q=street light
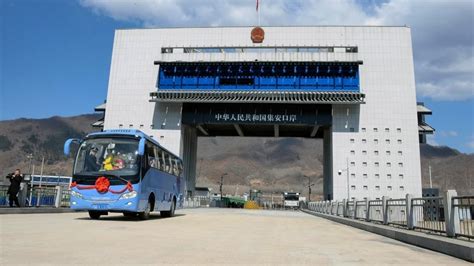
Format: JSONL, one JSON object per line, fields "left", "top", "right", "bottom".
{"left": 219, "top": 173, "right": 227, "bottom": 201}
{"left": 338, "top": 158, "right": 350, "bottom": 200}
{"left": 304, "top": 175, "right": 315, "bottom": 202}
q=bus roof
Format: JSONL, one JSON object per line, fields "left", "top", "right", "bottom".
{"left": 85, "top": 129, "right": 181, "bottom": 160}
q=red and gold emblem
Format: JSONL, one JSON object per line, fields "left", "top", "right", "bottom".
{"left": 251, "top": 27, "right": 264, "bottom": 43}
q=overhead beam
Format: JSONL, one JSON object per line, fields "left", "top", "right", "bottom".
{"left": 310, "top": 125, "right": 320, "bottom": 138}
{"left": 274, "top": 124, "right": 279, "bottom": 137}
{"left": 196, "top": 125, "right": 209, "bottom": 136}
{"left": 233, "top": 124, "right": 244, "bottom": 137}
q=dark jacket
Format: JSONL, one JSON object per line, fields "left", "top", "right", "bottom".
{"left": 6, "top": 173, "right": 23, "bottom": 195}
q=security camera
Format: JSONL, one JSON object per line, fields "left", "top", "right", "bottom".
{"left": 338, "top": 170, "right": 342, "bottom": 175}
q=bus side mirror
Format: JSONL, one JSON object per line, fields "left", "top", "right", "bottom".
{"left": 64, "top": 138, "right": 80, "bottom": 156}
{"left": 138, "top": 138, "right": 146, "bottom": 156}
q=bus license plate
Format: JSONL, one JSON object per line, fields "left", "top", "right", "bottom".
{"left": 92, "top": 204, "right": 109, "bottom": 210}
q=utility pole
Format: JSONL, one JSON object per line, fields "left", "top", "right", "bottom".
{"left": 219, "top": 173, "right": 227, "bottom": 201}
{"left": 304, "top": 175, "right": 315, "bottom": 202}
{"left": 429, "top": 163, "right": 433, "bottom": 189}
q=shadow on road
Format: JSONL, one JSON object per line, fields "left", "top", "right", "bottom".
{"left": 75, "top": 213, "right": 185, "bottom": 222}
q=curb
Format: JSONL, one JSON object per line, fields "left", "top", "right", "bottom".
{"left": 0, "top": 208, "right": 77, "bottom": 215}
{"left": 301, "top": 209, "right": 474, "bottom": 262}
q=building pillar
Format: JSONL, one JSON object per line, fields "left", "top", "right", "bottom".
{"left": 365, "top": 198, "right": 370, "bottom": 222}
{"left": 406, "top": 194, "right": 414, "bottom": 229}
{"left": 182, "top": 125, "right": 197, "bottom": 196}
{"left": 323, "top": 127, "right": 333, "bottom": 201}
{"left": 382, "top": 196, "right": 388, "bottom": 225}
{"left": 444, "top": 190, "right": 460, "bottom": 237}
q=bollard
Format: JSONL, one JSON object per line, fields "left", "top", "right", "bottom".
{"left": 382, "top": 196, "right": 388, "bottom": 225}
{"left": 444, "top": 190, "right": 460, "bottom": 237}
{"left": 406, "top": 194, "right": 414, "bottom": 229}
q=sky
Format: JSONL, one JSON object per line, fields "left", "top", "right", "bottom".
{"left": 0, "top": 0, "right": 473, "bottom": 153}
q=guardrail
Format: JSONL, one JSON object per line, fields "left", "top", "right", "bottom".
{"left": 306, "top": 190, "right": 473, "bottom": 241}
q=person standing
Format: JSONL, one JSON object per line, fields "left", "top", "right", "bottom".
{"left": 6, "top": 169, "right": 23, "bottom": 207}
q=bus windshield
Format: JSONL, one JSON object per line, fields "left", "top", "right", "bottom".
{"left": 74, "top": 138, "right": 139, "bottom": 177}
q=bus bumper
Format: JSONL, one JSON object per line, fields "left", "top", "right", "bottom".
{"left": 70, "top": 195, "right": 139, "bottom": 212}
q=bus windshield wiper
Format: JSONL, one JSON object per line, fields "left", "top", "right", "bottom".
{"left": 102, "top": 174, "right": 129, "bottom": 184}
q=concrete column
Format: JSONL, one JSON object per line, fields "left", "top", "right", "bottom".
{"left": 18, "top": 183, "right": 28, "bottom": 207}
{"left": 323, "top": 127, "right": 333, "bottom": 200}
{"left": 351, "top": 198, "right": 357, "bottom": 219}
{"left": 182, "top": 125, "right": 197, "bottom": 196}
{"left": 54, "top": 186, "right": 63, "bottom": 208}
{"left": 382, "top": 196, "right": 388, "bottom": 225}
{"left": 406, "top": 194, "right": 414, "bottom": 229}
{"left": 444, "top": 190, "right": 460, "bottom": 237}
{"left": 365, "top": 198, "right": 370, "bottom": 222}
{"left": 342, "top": 199, "right": 347, "bottom": 217}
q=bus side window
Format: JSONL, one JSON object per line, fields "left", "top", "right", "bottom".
{"left": 163, "top": 152, "right": 171, "bottom": 173}
{"left": 172, "top": 158, "right": 180, "bottom": 176}
{"left": 178, "top": 161, "right": 183, "bottom": 177}
{"left": 168, "top": 155, "right": 174, "bottom": 175}
{"left": 153, "top": 146, "right": 161, "bottom": 170}
{"left": 160, "top": 150, "right": 167, "bottom": 172}
{"left": 146, "top": 143, "right": 156, "bottom": 168}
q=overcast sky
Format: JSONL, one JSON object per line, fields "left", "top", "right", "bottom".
{"left": 1, "top": 0, "right": 473, "bottom": 152}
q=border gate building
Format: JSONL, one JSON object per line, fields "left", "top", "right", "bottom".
{"left": 98, "top": 26, "right": 432, "bottom": 200}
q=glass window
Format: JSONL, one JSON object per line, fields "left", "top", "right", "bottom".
{"left": 350, "top": 138, "right": 355, "bottom": 143}
{"left": 375, "top": 174, "right": 380, "bottom": 179}
{"left": 363, "top": 174, "right": 367, "bottom": 178}
{"left": 351, "top": 173, "right": 356, "bottom": 178}
{"left": 361, "top": 128, "right": 366, "bottom": 132}
{"left": 398, "top": 162, "right": 403, "bottom": 167}
{"left": 362, "top": 139, "right": 367, "bottom": 144}
{"left": 374, "top": 139, "right": 378, "bottom": 144}
{"left": 375, "top": 186, "right": 380, "bottom": 190}
{"left": 374, "top": 151, "right": 379, "bottom": 155}
{"left": 387, "top": 174, "right": 392, "bottom": 179}
{"left": 146, "top": 143, "right": 157, "bottom": 169}
{"left": 400, "top": 186, "right": 405, "bottom": 191}
{"left": 350, "top": 162, "right": 356, "bottom": 166}
{"left": 398, "top": 139, "right": 402, "bottom": 144}
{"left": 363, "top": 162, "right": 367, "bottom": 167}
{"left": 397, "top": 128, "right": 401, "bottom": 133}
{"left": 385, "top": 139, "right": 390, "bottom": 144}
{"left": 375, "top": 162, "right": 379, "bottom": 167}
{"left": 351, "top": 185, "right": 356, "bottom": 190}
{"left": 386, "top": 151, "right": 391, "bottom": 156}
{"left": 388, "top": 186, "right": 392, "bottom": 191}
{"left": 362, "top": 150, "right": 367, "bottom": 155}
{"left": 373, "top": 128, "right": 378, "bottom": 132}
{"left": 398, "top": 151, "right": 403, "bottom": 156}
{"left": 385, "top": 128, "right": 390, "bottom": 132}
{"left": 363, "top": 186, "right": 368, "bottom": 190}
{"left": 74, "top": 138, "right": 139, "bottom": 177}
{"left": 399, "top": 174, "right": 404, "bottom": 179}
{"left": 350, "top": 150, "right": 355, "bottom": 155}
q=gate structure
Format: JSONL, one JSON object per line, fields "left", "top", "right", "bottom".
{"left": 100, "top": 26, "right": 428, "bottom": 200}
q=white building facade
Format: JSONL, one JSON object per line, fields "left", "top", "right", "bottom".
{"left": 102, "top": 26, "right": 424, "bottom": 200}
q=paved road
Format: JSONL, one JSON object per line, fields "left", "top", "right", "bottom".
{"left": 0, "top": 208, "right": 469, "bottom": 265}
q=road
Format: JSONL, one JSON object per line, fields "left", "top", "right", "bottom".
{"left": 0, "top": 208, "right": 469, "bottom": 265}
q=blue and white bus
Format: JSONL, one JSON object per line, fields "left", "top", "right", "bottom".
{"left": 64, "top": 129, "right": 185, "bottom": 220}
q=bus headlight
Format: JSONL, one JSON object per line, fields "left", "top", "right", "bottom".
{"left": 119, "top": 191, "right": 137, "bottom": 200}
{"left": 71, "top": 190, "right": 83, "bottom": 199}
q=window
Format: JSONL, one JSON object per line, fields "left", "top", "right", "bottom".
{"left": 375, "top": 186, "right": 380, "bottom": 191}
{"left": 351, "top": 185, "right": 356, "bottom": 190}
{"left": 374, "top": 139, "right": 378, "bottom": 144}
{"left": 388, "top": 186, "right": 392, "bottom": 191}
{"left": 400, "top": 186, "right": 405, "bottom": 191}
{"left": 387, "top": 162, "right": 391, "bottom": 167}
{"left": 350, "top": 162, "right": 355, "bottom": 166}
{"left": 351, "top": 173, "right": 356, "bottom": 178}
{"left": 375, "top": 162, "right": 379, "bottom": 167}
{"left": 363, "top": 162, "right": 367, "bottom": 167}
{"left": 362, "top": 128, "right": 366, "bottom": 132}
{"left": 162, "top": 150, "right": 171, "bottom": 173}
{"left": 363, "top": 174, "right": 367, "bottom": 178}
{"left": 362, "top": 150, "right": 367, "bottom": 155}
{"left": 119, "top": 124, "right": 123, "bottom": 128}
{"left": 350, "top": 127, "right": 355, "bottom": 132}
{"left": 362, "top": 139, "right": 367, "bottom": 144}
{"left": 385, "top": 128, "right": 390, "bottom": 133}
{"left": 129, "top": 124, "right": 133, "bottom": 128}
{"left": 375, "top": 174, "right": 380, "bottom": 179}
{"left": 363, "top": 185, "right": 368, "bottom": 190}
{"left": 387, "top": 174, "right": 392, "bottom": 179}
{"left": 374, "top": 151, "right": 379, "bottom": 155}
{"left": 350, "top": 138, "right": 355, "bottom": 143}
{"left": 398, "top": 162, "right": 403, "bottom": 167}
{"left": 397, "top": 128, "right": 401, "bottom": 133}
{"left": 146, "top": 143, "right": 157, "bottom": 169}
{"left": 373, "top": 128, "right": 378, "bottom": 132}
{"left": 385, "top": 139, "right": 390, "bottom": 144}
{"left": 399, "top": 174, "right": 404, "bottom": 179}
{"left": 398, "top": 151, "right": 403, "bottom": 156}
{"left": 139, "top": 124, "right": 144, "bottom": 129}
{"left": 398, "top": 139, "right": 402, "bottom": 144}
{"left": 350, "top": 150, "right": 355, "bottom": 155}
{"left": 386, "top": 151, "right": 391, "bottom": 156}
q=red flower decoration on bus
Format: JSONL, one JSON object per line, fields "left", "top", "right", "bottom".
{"left": 95, "top": 176, "right": 110, "bottom": 193}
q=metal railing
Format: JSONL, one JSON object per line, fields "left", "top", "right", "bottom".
{"left": 386, "top": 199, "right": 407, "bottom": 227}
{"left": 411, "top": 197, "right": 445, "bottom": 233}
{"left": 355, "top": 200, "right": 367, "bottom": 220}
{"left": 31, "top": 187, "right": 59, "bottom": 207}
{"left": 0, "top": 185, "right": 9, "bottom": 206}
{"left": 452, "top": 196, "right": 473, "bottom": 239}
{"left": 368, "top": 199, "right": 383, "bottom": 223}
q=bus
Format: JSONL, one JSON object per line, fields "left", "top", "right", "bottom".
{"left": 283, "top": 192, "right": 300, "bottom": 210}
{"left": 64, "top": 129, "right": 185, "bottom": 220}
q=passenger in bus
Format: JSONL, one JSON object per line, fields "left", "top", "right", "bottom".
{"left": 84, "top": 147, "right": 100, "bottom": 172}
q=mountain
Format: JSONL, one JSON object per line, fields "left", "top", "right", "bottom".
{"left": 0, "top": 114, "right": 472, "bottom": 196}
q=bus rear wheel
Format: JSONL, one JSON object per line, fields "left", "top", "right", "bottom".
{"left": 161, "top": 199, "right": 176, "bottom": 218}
{"left": 88, "top": 211, "right": 102, "bottom": 220}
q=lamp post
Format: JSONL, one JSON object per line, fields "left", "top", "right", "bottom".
{"left": 304, "top": 175, "right": 315, "bottom": 202}
{"left": 219, "top": 173, "right": 227, "bottom": 201}
{"left": 338, "top": 158, "right": 350, "bottom": 200}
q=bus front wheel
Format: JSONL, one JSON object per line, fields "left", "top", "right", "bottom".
{"left": 88, "top": 211, "right": 102, "bottom": 220}
{"left": 138, "top": 200, "right": 152, "bottom": 220}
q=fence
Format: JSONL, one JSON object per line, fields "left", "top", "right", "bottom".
{"left": 305, "top": 190, "right": 473, "bottom": 241}
{"left": 411, "top": 197, "right": 445, "bottom": 233}
{"left": 0, "top": 185, "right": 9, "bottom": 206}
{"left": 386, "top": 198, "right": 407, "bottom": 227}
{"left": 452, "top": 196, "right": 473, "bottom": 239}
